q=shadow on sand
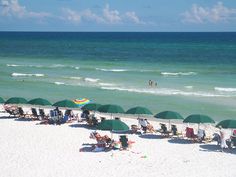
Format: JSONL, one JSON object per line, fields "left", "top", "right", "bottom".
{"left": 69, "top": 123, "right": 96, "bottom": 130}
{"left": 199, "top": 144, "right": 236, "bottom": 154}
{"left": 14, "top": 117, "right": 33, "bottom": 121}
{"left": 0, "top": 116, "right": 16, "bottom": 119}
{"left": 168, "top": 138, "right": 192, "bottom": 144}
{"left": 139, "top": 134, "right": 162, "bottom": 139}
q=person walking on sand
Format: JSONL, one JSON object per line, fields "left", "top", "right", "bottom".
{"left": 219, "top": 126, "right": 228, "bottom": 151}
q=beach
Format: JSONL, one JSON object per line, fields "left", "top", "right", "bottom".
{"left": 0, "top": 111, "right": 235, "bottom": 177}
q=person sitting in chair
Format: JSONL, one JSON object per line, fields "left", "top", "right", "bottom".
{"left": 171, "top": 125, "right": 178, "bottom": 136}
{"left": 138, "top": 118, "right": 148, "bottom": 133}
{"left": 145, "top": 119, "right": 155, "bottom": 133}
{"left": 197, "top": 129, "right": 206, "bottom": 142}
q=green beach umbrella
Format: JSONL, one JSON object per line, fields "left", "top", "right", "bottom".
{"left": 97, "top": 119, "right": 129, "bottom": 131}
{"left": 0, "top": 97, "right": 4, "bottom": 103}
{"left": 98, "top": 104, "right": 125, "bottom": 114}
{"left": 155, "top": 111, "right": 184, "bottom": 129}
{"left": 154, "top": 111, "right": 183, "bottom": 120}
{"left": 28, "top": 98, "right": 52, "bottom": 106}
{"left": 183, "top": 114, "right": 215, "bottom": 124}
{"left": 53, "top": 99, "right": 78, "bottom": 108}
{"left": 216, "top": 119, "right": 236, "bottom": 129}
{"left": 5, "top": 97, "right": 28, "bottom": 104}
{"left": 126, "top": 106, "right": 153, "bottom": 116}
{"left": 82, "top": 103, "right": 102, "bottom": 111}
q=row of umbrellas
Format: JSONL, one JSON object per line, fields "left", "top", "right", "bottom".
{"left": 1, "top": 97, "right": 236, "bottom": 129}
{"left": 1, "top": 97, "right": 78, "bottom": 108}
{"left": 83, "top": 103, "right": 236, "bottom": 129}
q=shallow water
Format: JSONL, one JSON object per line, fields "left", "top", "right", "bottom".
{"left": 0, "top": 32, "right": 236, "bottom": 121}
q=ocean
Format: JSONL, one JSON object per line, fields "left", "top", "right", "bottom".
{"left": 0, "top": 32, "right": 236, "bottom": 121}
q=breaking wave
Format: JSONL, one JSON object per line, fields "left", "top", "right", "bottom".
{"left": 100, "top": 87, "right": 226, "bottom": 97}
{"left": 214, "top": 87, "right": 236, "bottom": 92}
{"left": 98, "top": 82, "right": 116, "bottom": 86}
{"left": 11, "top": 73, "right": 45, "bottom": 77}
{"left": 161, "top": 72, "right": 197, "bottom": 76}
{"left": 84, "top": 77, "right": 100, "bottom": 83}
{"left": 96, "top": 68, "right": 127, "bottom": 72}
{"left": 54, "top": 82, "right": 65, "bottom": 85}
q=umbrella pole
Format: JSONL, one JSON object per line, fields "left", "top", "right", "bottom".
{"left": 169, "top": 120, "right": 171, "bottom": 131}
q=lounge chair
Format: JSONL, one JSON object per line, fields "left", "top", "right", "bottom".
{"left": 31, "top": 108, "right": 39, "bottom": 120}
{"left": 160, "top": 123, "right": 171, "bottom": 137}
{"left": 119, "top": 135, "right": 129, "bottom": 150}
{"left": 197, "top": 129, "right": 206, "bottom": 142}
{"left": 185, "top": 127, "right": 198, "bottom": 142}
{"left": 171, "top": 125, "right": 177, "bottom": 135}
{"left": 49, "top": 110, "right": 60, "bottom": 124}
{"left": 232, "top": 137, "right": 236, "bottom": 147}
{"left": 131, "top": 124, "right": 141, "bottom": 134}
{"left": 39, "top": 109, "right": 48, "bottom": 120}
{"left": 18, "top": 107, "right": 27, "bottom": 118}
{"left": 5, "top": 108, "right": 18, "bottom": 117}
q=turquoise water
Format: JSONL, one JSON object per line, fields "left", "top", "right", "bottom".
{"left": 0, "top": 32, "right": 236, "bottom": 121}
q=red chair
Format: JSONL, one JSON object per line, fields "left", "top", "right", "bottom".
{"left": 186, "top": 127, "right": 198, "bottom": 140}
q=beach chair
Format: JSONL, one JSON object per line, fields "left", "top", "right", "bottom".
{"left": 18, "top": 107, "right": 26, "bottom": 118}
{"left": 131, "top": 124, "right": 141, "bottom": 134}
{"left": 5, "top": 108, "right": 18, "bottom": 117}
{"left": 39, "top": 109, "right": 48, "bottom": 120}
{"left": 171, "top": 125, "right": 178, "bottom": 136}
{"left": 185, "top": 127, "right": 198, "bottom": 142}
{"left": 119, "top": 135, "right": 129, "bottom": 150}
{"left": 160, "top": 124, "right": 170, "bottom": 137}
{"left": 49, "top": 110, "right": 60, "bottom": 124}
{"left": 197, "top": 129, "right": 206, "bottom": 142}
{"left": 31, "top": 108, "right": 39, "bottom": 120}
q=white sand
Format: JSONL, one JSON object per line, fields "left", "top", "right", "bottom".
{"left": 0, "top": 112, "right": 236, "bottom": 177}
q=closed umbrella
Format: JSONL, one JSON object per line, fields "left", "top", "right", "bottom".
{"left": 5, "top": 97, "right": 28, "bottom": 104}
{"left": 28, "top": 98, "right": 51, "bottom": 106}
{"left": 53, "top": 99, "right": 78, "bottom": 108}
{"left": 154, "top": 111, "right": 184, "bottom": 130}
{"left": 126, "top": 106, "right": 152, "bottom": 117}
{"left": 216, "top": 119, "right": 236, "bottom": 129}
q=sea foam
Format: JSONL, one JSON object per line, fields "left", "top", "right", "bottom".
{"left": 96, "top": 68, "right": 127, "bottom": 72}
{"left": 100, "top": 86, "right": 224, "bottom": 97}
{"left": 11, "top": 73, "right": 45, "bottom": 77}
{"left": 84, "top": 78, "right": 100, "bottom": 82}
{"left": 54, "top": 82, "right": 65, "bottom": 85}
{"left": 161, "top": 72, "right": 197, "bottom": 76}
{"left": 214, "top": 87, "right": 236, "bottom": 92}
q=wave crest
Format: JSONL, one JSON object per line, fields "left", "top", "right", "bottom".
{"left": 161, "top": 72, "right": 197, "bottom": 76}
{"left": 96, "top": 68, "right": 127, "bottom": 72}
{"left": 84, "top": 78, "right": 100, "bottom": 83}
{"left": 54, "top": 82, "right": 65, "bottom": 85}
{"left": 215, "top": 87, "right": 236, "bottom": 92}
{"left": 11, "top": 73, "right": 45, "bottom": 77}
{"left": 101, "top": 87, "right": 225, "bottom": 97}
